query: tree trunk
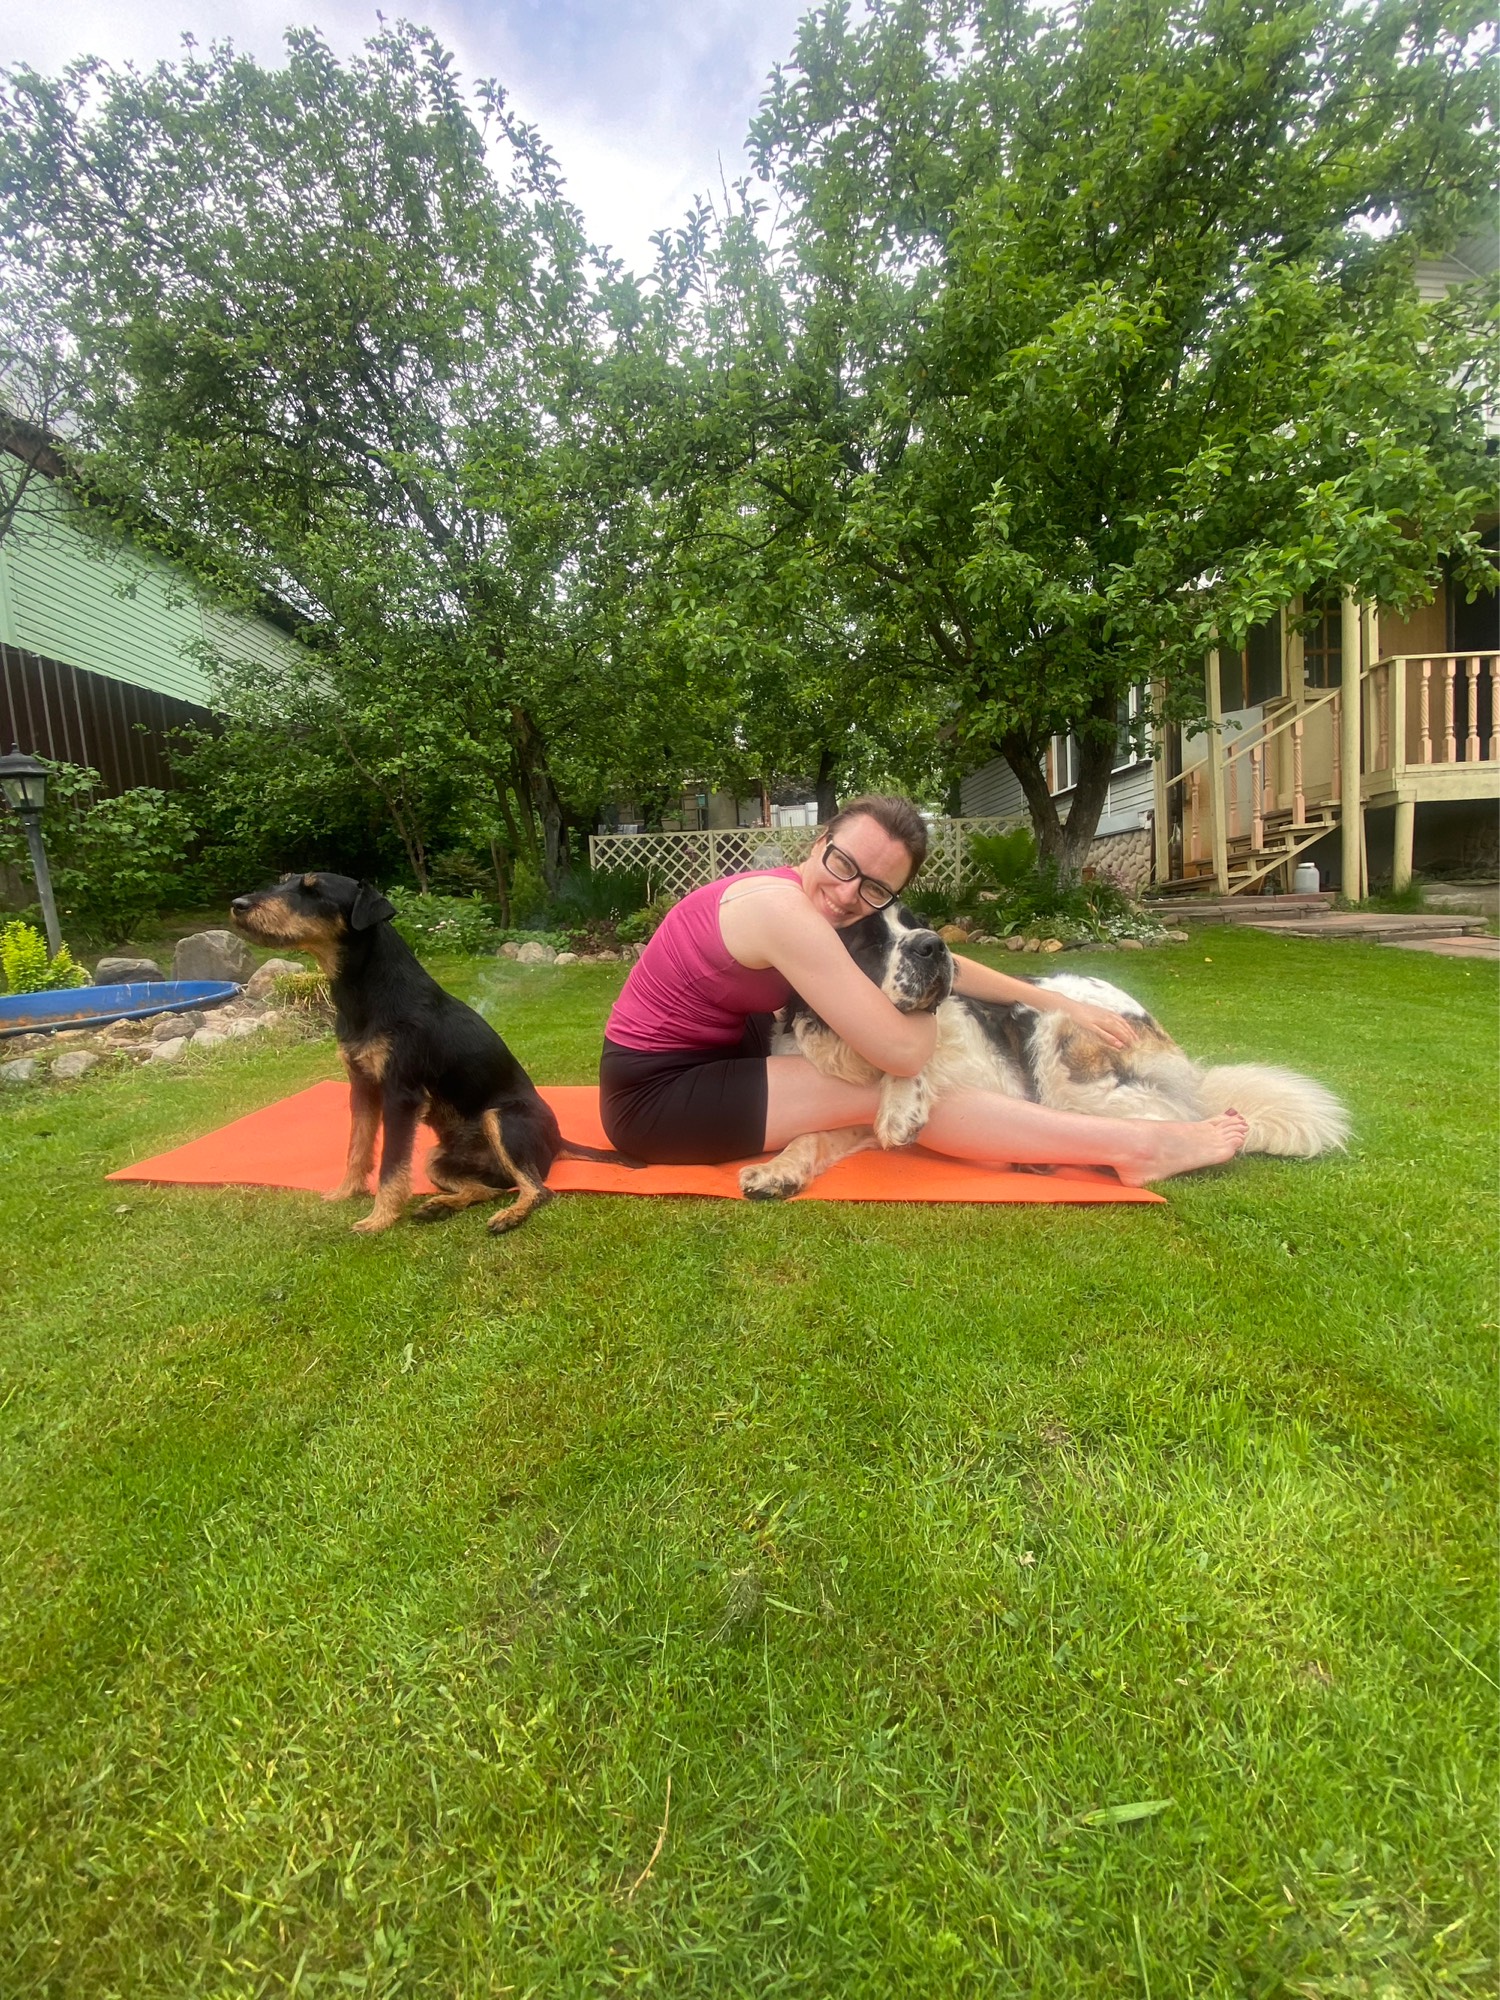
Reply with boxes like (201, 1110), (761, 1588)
(814, 746), (839, 823)
(488, 838), (512, 927)
(510, 705), (569, 896)
(1000, 709), (1116, 881)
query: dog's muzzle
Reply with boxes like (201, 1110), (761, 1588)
(885, 930), (953, 1013)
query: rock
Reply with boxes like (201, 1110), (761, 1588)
(150, 1013), (194, 1041)
(243, 957), (308, 1000)
(1004, 935), (1027, 953)
(937, 924), (971, 944)
(149, 1036), (188, 1064)
(94, 956), (166, 985)
(515, 940), (557, 965)
(1118, 936), (1145, 951)
(191, 1027), (229, 1049)
(976, 890), (1000, 903)
(51, 1050), (99, 1080)
(968, 933), (997, 946)
(226, 1016), (266, 1038)
(100, 1017), (152, 1041)
(1, 1058), (38, 1085)
(173, 930), (256, 983)
(499, 941), (521, 960)
(1165, 929), (1191, 943)
(1023, 938), (1043, 953)
(220, 996), (268, 1019)
(554, 951), (580, 966)
(1040, 938), (1065, 953)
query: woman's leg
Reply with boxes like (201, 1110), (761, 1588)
(763, 1056), (1246, 1184)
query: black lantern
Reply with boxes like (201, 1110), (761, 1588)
(0, 744), (62, 956)
(0, 743), (48, 815)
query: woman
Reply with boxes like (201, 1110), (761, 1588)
(600, 796), (1246, 1184)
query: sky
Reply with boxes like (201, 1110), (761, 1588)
(1, 0), (814, 274)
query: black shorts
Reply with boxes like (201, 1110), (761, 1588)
(599, 1016), (773, 1164)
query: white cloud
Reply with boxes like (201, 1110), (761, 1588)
(0, 0), (810, 272)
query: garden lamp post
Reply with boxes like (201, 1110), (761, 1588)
(0, 745), (62, 958)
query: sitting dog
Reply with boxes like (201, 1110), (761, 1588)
(740, 904), (1349, 1199)
(231, 872), (622, 1235)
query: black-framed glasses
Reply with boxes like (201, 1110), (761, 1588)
(821, 839), (900, 911)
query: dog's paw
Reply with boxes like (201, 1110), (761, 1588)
(738, 1163), (803, 1201)
(322, 1179), (367, 1203)
(351, 1208), (400, 1234)
(875, 1103), (927, 1149)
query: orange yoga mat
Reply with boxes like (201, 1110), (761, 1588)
(107, 1079), (1164, 1206)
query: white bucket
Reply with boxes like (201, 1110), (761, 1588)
(1292, 862), (1321, 895)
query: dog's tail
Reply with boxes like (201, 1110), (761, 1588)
(1195, 1064), (1350, 1157)
(557, 1141), (646, 1169)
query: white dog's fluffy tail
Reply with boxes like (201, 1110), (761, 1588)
(1195, 1064), (1350, 1157)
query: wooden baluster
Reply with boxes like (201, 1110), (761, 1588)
(1376, 664), (1390, 770)
(1227, 752), (1240, 842)
(1419, 659), (1432, 763)
(1250, 746), (1264, 850)
(1189, 770), (1201, 862)
(1292, 718), (1306, 826)
(1263, 733), (1275, 816)
(1443, 659), (1457, 762)
(1330, 693), (1341, 805)
(1490, 656), (1500, 762)
(1465, 657), (1480, 762)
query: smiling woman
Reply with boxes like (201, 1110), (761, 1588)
(596, 794), (1250, 1183)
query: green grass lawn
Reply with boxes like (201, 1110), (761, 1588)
(1, 931), (1494, 1998)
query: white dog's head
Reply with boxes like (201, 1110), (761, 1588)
(839, 905), (954, 1013)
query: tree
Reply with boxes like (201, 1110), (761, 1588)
(731, 0), (1497, 869)
(0, 25), (622, 890)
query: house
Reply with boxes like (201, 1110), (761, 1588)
(0, 419), (302, 795)
(960, 238), (1499, 895)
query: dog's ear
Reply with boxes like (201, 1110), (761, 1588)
(350, 881), (396, 931)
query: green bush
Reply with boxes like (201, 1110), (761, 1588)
(617, 894), (677, 945)
(386, 890), (501, 959)
(494, 928), (575, 952)
(0, 921), (88, 994)
(0, 761), (196, 941)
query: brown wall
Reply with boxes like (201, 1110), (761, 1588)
(0, 643), (214, 796)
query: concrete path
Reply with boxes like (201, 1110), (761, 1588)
(1239, 912), (1489, 943)
(1381, 934), (1499, 959)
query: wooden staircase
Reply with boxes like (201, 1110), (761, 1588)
(1154, 803), (1339, 897)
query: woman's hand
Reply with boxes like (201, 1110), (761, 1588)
(1055, 995), (1137, 1050)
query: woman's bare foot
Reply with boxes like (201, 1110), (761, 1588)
(1114, 1109), (1249, 1184)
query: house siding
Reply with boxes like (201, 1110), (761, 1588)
(961, 752), (1154, 835)
(0, 480), (300, 706)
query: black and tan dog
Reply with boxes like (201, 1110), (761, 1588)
(231, 872), (620, 1236)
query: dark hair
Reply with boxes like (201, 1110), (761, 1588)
(824, 794), (929, 875)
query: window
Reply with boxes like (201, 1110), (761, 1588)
(1217, 614), (1282, 710)
(1302, 595), (1343, 689)
(1050, 686), (1149, 795)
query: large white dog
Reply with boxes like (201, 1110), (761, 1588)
(740, 904), (1349, 1199)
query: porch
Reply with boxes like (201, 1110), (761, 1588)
(1153, 600), (1499, 897)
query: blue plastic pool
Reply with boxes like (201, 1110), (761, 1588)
(0, 980), (239, 1038)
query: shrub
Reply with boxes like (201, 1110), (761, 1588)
(386, 890), (500, 959)
(269, 970), (333, 1017)
(0, 761), (196, 941)
(617, 894), (677, 945)
(494, 928), (574, 952)
(0, 921), (88, 994)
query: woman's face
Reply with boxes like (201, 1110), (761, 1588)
(802, 815), (915, 929)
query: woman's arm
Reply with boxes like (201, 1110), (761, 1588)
(720, 884), (938, 1077)
(950, 953), (1138, 1051)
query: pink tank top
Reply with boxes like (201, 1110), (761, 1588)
(605, 869), (801, 1051)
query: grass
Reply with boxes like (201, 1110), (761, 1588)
(0, 930), (1494, 1998)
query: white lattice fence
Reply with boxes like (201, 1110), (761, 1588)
(588, 817), (1025, 899)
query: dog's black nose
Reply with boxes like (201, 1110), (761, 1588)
(909, 933), (940, 958)
(230, 897), (253, 916)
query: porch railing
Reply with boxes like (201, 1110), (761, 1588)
(588, 816), (1026, 900)
(1159, 651), (1498, 887)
